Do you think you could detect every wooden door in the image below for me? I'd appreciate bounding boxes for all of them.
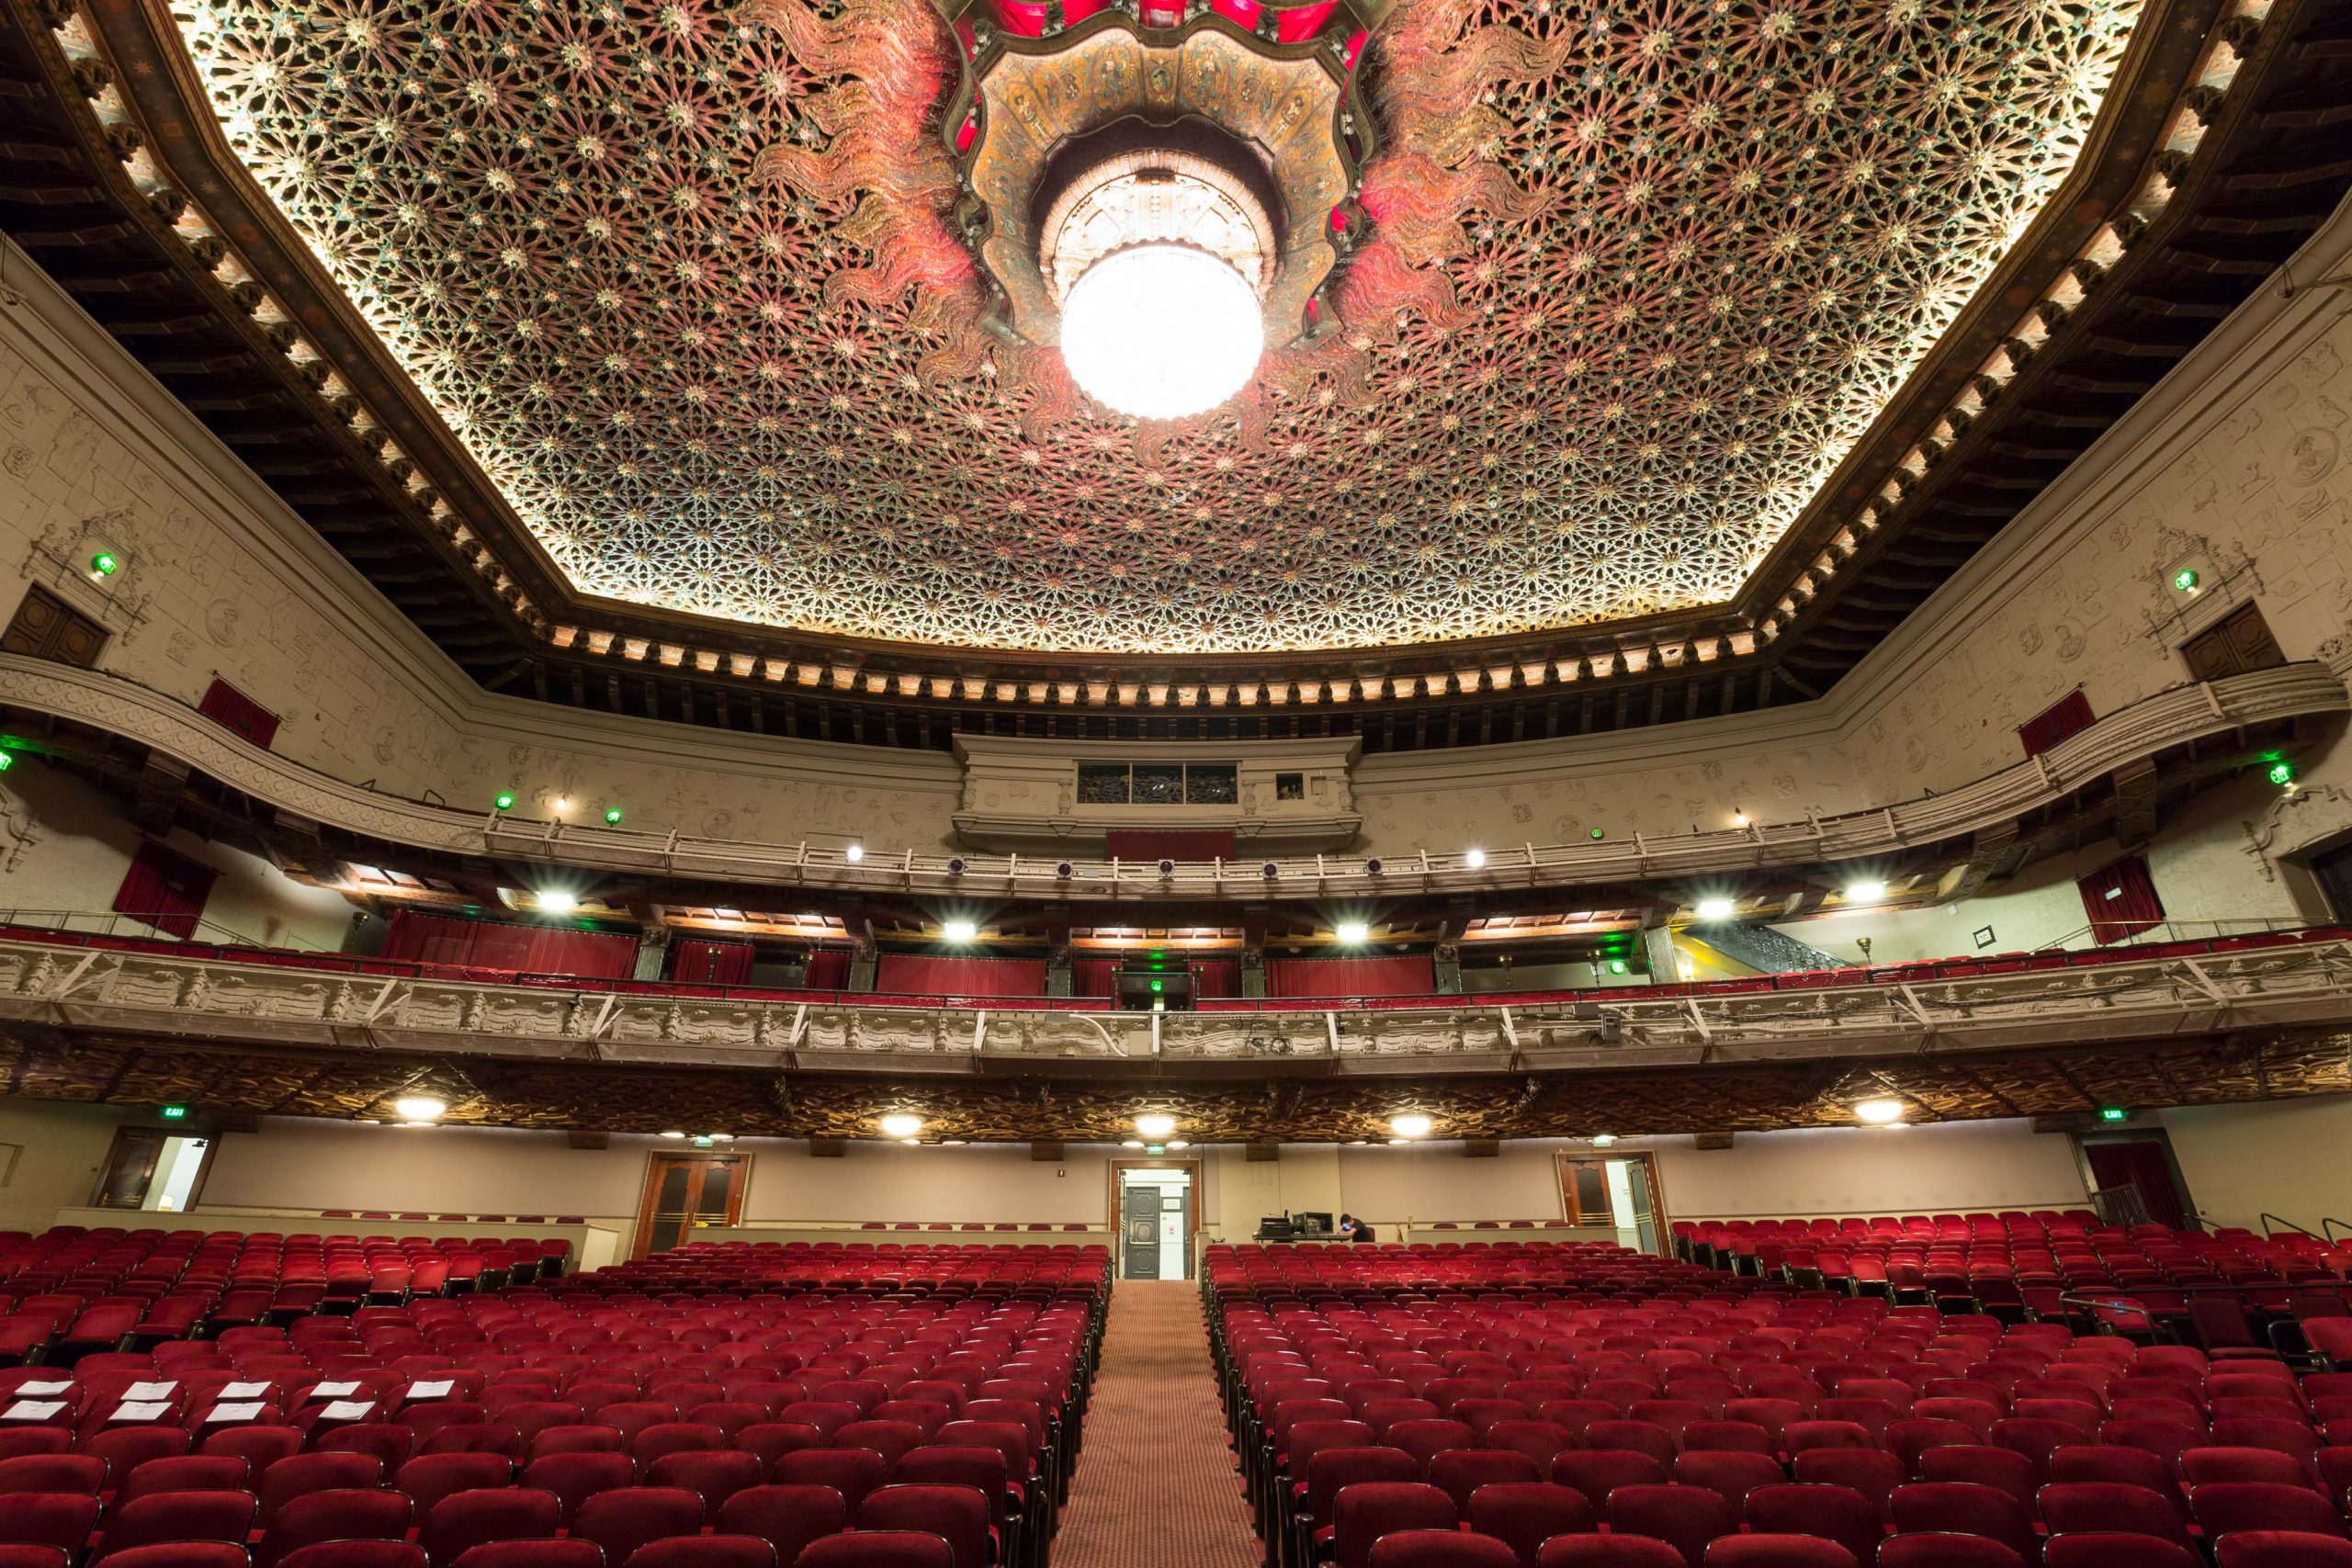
[2,585,107,667]
[633,1153,748,1256]
[2182,602,2286,682]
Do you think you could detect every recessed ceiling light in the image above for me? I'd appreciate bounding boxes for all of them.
[1387,1137,1411,1146]
[1591,1134,1617,1147]
[1136,1113,1177,1139]
[899,1137,922,1146]
[1121,1139,1144,1149]
[392,1096,447,1122]
[1695,897,1736,921]
[1167,1140,1189,1150]
[878,1112,922,1139]
[1854,1098,1906,1125]
[942,1139,968,1147]
[537,890,578,915]
[1335,919,1371,945]
[942,918,979,943]
[659,1130,686,1140]
[1390,1112,1433,1138]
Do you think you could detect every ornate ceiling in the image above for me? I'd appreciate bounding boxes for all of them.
[168,0,2149,657]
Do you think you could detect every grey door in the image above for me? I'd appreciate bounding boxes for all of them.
[1121,1182,1161,1279]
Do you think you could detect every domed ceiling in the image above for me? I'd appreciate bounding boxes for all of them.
[168,0,2148,658]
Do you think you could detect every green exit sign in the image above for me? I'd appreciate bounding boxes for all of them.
[2098,1107,2129,1122]
[159,1105,189,1121]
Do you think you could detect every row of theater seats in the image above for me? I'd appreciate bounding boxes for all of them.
[1671,1217,2352,1359]
[0,1231,578,1368]
[320,1221,585,1228]
[0,1242,1107,1568]
[530,1248,1108,1298]
[1208,1241,2352,1568]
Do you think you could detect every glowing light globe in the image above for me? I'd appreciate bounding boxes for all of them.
[1059,243,1263,421]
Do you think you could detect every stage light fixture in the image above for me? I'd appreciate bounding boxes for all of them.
[537,890,578,915]
[843,842,865,863]
[1695,897,1736,921]
[1845,879,1888,902]
[1335,919,1371,944]
[942,918,979,943]
[1463,848,1487,869]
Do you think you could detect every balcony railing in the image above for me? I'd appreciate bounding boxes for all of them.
[0,654,2342,902]
[2,923,2346,1074]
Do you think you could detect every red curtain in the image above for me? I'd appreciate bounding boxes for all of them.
[804,949,852,990]
[1264,954,1435,998]
[113,841,218,940]
[2078,855,2164,944]
[1069,959,1120,998]
[670,938,754,985]
[2086,1139,2188,1229]
[2017,691,2095,758]
[1192,958,1241,998]
[198,678,281,750]
[875,953,1049,998]
[383,910,638,978]
[1104,829,1238,863]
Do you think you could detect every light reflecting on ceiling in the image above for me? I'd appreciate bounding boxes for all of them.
[174,0,2143,655]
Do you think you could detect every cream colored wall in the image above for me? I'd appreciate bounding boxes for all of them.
[0,1098,129,1233]
[2160,1094,2352,1232]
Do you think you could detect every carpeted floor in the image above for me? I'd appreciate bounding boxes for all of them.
[1050,1280,1261,1568]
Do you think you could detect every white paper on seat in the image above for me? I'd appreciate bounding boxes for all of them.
[405,1380,455,1399]
[112,1401,173,1423]
[312,1381,361,1397]
[321,1400,377,1420]
[206,1402,266,1424]
[220,1382,273,1400]
[14,1380,72,1395]
[1,1400,66,1421]
[124,1382,179,1401]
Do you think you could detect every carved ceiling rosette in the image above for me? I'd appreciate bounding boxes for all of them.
[940,2,1381,360]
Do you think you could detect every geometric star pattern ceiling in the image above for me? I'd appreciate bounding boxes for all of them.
[176,0,2142,656]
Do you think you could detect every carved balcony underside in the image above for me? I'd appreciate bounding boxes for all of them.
[3,932,2347,1079]
[0,655,2342,904]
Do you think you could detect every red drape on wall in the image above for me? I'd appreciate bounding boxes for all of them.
[1191,959,1241,998]
[803,949,852,990]
[1069,959,1120,998]
[874,953,1050,998]
[2078,854,2164,944]
[198,677,282,750]
[1104,829,1238,863]
[670,938,754,985]
[2086,1139,2188,1229]
[2017,691,2095,759]
[1264,954,1435,998]
[113,841,218,940]
[383,910,639,978]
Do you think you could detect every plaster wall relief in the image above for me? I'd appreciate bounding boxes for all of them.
[1848,312,2352,807]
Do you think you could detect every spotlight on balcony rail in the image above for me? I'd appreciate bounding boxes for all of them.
[1363,858,1383,876]
[1056,861,1075,879]
[946,856,967,876]
[1261,862,1280,879]
[1158,859,1177,877]
[843,842,865,863]
[1463,848,1487,869]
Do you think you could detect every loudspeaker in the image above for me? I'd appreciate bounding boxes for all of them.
[1030,1141,1064,1161]
[566,1131,608,1150]
[808,1137,846,1157]
[212,1111,260,1135]
[1693,1132,1736,1151]
[1463,1139,1500,1158]
[1246,1143,1280,1163]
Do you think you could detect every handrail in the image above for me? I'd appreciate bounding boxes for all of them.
[2326,1218,2352,1245]
[2260,1212,2324,1240]
[0,654,2343,902]
[0,908,339,953]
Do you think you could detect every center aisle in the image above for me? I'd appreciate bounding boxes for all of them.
[1051,1279,1261,1568]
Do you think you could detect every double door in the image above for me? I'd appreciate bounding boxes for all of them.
[633,1153,747,1256]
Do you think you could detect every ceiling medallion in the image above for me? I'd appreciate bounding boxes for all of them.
[939,0,1385,418]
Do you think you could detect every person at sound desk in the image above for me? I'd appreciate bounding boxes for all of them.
[1339,1213,1375,1243]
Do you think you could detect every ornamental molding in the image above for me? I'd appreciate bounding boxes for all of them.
[4,652,2341,901]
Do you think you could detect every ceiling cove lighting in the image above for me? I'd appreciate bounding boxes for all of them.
[392,1095,447,1122]
[1334,919,1372,945]
[941,918,980,943]
[878,1112,923,1139]
[1694,897,1736,921]
[1853,1098,1906,1125]
[1390,1112,1433,1139]
[1136,1113,1178,1139]
[1059,244,1263,421]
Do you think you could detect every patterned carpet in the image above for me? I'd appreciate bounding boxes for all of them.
[1051,1280,1261,1568]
